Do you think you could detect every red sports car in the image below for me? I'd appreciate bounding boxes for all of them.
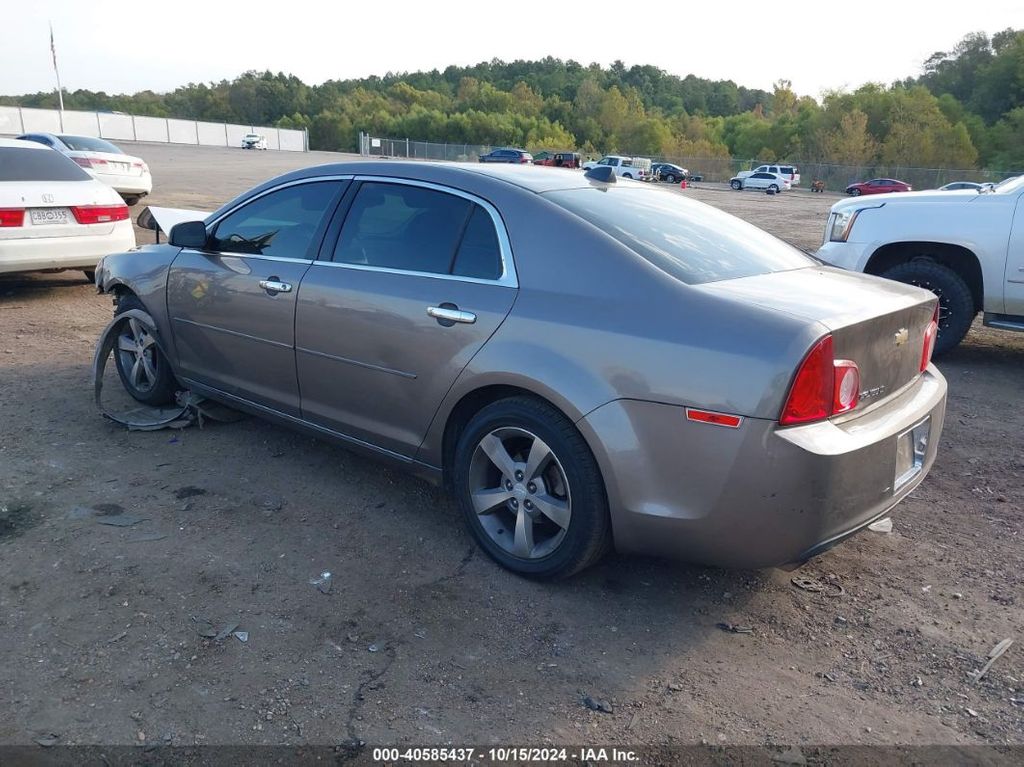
[845,178,912,196]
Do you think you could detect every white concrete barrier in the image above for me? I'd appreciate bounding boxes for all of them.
[61,110,101,136]
[20,108,62,133]
[98,113,134,141]
[0,107,306,151]
[167,118,198,145]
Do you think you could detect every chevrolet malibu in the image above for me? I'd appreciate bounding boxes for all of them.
[94,162,947,579]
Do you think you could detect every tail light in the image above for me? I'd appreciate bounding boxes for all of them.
[73,157,107,169]
[0,208,25,227]
[779,335,861,426]
[921,304,939,371]
[71,204,130,225]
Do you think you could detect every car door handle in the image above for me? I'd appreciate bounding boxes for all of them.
[427,305,476,324]
[259,279,292,293]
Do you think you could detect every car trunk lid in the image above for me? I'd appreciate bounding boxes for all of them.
[698,266,937,416]
[0,180,120,239]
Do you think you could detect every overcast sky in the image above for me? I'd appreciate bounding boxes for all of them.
[4,0,1022,99]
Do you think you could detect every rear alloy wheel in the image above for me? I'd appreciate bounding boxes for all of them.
[664,174,677,184]
[849,188,861,196]
[731,180,742,190]
[769,184,779,193]
[452,397,611,579]
[881,260,975,355]
[113,295,179,405]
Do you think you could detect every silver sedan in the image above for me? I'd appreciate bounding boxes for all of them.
[95,162,946,578]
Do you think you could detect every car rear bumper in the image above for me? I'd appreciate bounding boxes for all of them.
[577,365,947,568]
[93,172,152,195]
[0,223,136,275]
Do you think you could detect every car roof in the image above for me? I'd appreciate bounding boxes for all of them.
[270,161,600,194]
[1,137,48,150]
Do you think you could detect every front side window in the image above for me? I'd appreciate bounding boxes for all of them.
[210,181,343,258]
[334,182,502,280]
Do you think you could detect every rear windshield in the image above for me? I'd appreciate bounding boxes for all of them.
[544,187,815,285]
[0,147,90,182]
[58,135,123,154]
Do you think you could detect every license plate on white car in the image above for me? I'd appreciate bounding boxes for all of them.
[895,417,930,490]
[29,208,71,225]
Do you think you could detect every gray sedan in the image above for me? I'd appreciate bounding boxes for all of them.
[95,162,947,578]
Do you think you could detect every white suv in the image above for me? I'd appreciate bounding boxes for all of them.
[729,172,791,192]
[737,164,801,187]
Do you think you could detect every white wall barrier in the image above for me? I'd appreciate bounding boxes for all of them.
[0,106,306,151]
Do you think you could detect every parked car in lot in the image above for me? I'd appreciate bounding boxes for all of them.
[581,155,652,181]
[241,133,267,150]
[730,172,791,192]
[95,161,945,579]
[16,133,153,205]
[652,163,688,183]
[845,178,911,196]
[0,138,134,281]
[478,148,533,164]
[736,163,800,187]
[938,181,994,192]
[818,174,1024,353]
[533,151,580,169]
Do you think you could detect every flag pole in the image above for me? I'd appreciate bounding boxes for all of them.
[50,21,64,130]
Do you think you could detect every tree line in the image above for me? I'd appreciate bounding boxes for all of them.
[2,30,1021,171]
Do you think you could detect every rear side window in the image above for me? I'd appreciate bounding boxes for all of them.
[57,135,123,154]
[334,182,502,279]
[544,187,814,285]
[210,181,343,258]
[0,147,90,181]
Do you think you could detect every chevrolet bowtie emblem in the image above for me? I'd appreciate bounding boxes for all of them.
[894,327,910,346]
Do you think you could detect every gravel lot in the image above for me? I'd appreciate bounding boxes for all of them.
[0,144,1021,752]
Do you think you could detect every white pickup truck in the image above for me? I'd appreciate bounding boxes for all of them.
[817,175,1024,353]
[581,155,652,181]
[737,163,800,187]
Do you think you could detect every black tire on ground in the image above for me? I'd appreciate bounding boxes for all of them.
[122,195,140,207]
[881,260,975,355]
[665,174,676,184]
[113,294,179,406]
[83,270,95,283]
[849,188,861,196]
[452,396,612,579]
[731,180,742,190]
[769,184,779,193]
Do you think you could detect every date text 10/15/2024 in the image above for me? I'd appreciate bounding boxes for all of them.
[372,747,639,763]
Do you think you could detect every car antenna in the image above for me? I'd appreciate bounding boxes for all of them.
[584,166,617,183]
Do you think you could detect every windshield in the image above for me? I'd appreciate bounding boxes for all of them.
[993,175,1024,194]
[58,135,124,154]
[544,186,814,285]
[0,147,90,181]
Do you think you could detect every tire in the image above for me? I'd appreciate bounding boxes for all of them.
[451,396,611,579]
[83,270,95,283]
[113,294,179,406]
[849,188,861,196]
[730,179,742,190]
[122,195,140,207]
[622,173,633,179]
[769,184,779,193]
[664,174,676,184]
[881,260,975,355]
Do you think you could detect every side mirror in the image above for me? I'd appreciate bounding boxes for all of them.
[169,220,208,249]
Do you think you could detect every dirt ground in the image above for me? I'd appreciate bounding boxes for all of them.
[0,144,1021,752]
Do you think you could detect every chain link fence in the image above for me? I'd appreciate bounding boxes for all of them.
[359,132,1020,191]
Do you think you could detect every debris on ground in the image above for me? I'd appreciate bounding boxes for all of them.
[96,515,148,527]
[34,734,59,748]
[772,746,807,766]
[309,571,333,594]
[868,517,893,533]
[192,617,243,642]
[791,575,845,597]
[716,622,753,634]
[233,631,248,643]
[582,695,613,714]
[969,638,1014,683]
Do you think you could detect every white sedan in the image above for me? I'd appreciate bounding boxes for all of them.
[16,132,153,205]
[729,171,791,192]
[242,133,267,150]
[0,138,135,281]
